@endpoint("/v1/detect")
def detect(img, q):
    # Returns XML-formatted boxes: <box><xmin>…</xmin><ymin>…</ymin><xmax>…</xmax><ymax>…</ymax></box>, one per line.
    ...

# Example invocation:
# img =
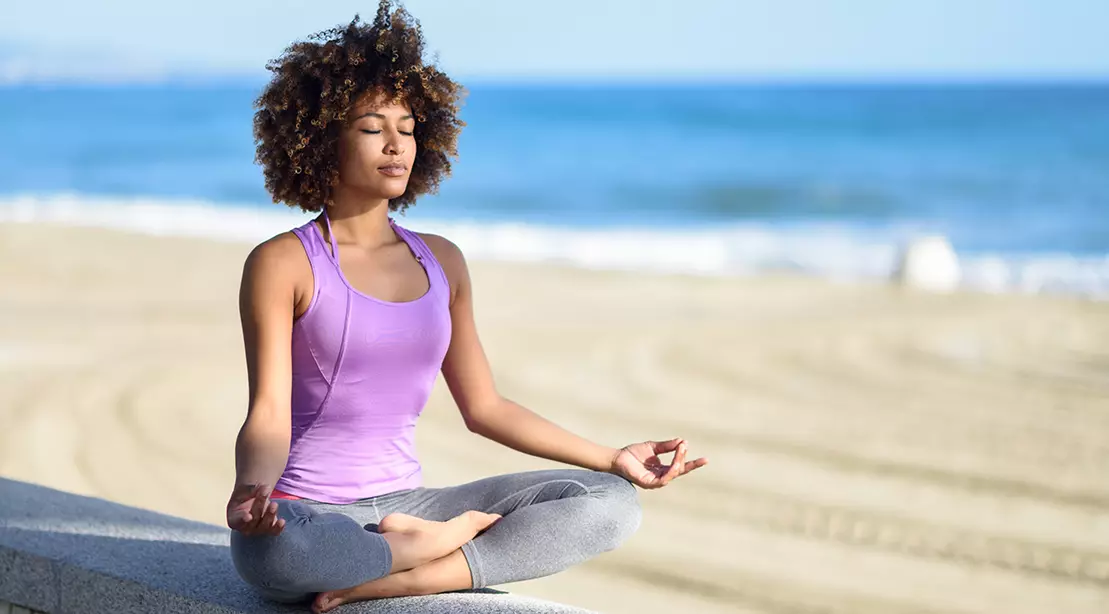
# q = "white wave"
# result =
<box><xmin>960</xmin><ymin>253</ymin><xmax>1109</xmax><ymax>299</ymax></box>
<box><xmin>0</xmin><ymin>193</ymin><xmax>311</xmax><ymax>241</ymax></box>
<box><xmin>2</xmin><ymin>193</ymin><xmax>1106</xmax><ymax>300</ymax></box>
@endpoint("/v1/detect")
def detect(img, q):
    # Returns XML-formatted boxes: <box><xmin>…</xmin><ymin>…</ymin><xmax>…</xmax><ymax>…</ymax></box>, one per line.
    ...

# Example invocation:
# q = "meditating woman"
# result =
<box><xmin>226</xmin><ymin>3</ymin><xmax>707</xmax><ymax>612</ymax></box>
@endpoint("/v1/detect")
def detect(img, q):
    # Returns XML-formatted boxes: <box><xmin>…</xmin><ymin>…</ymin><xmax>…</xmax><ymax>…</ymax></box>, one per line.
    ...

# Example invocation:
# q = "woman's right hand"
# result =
<box><xmin>226</xmin><ymin>483</ymin><xmax>285</xmax><ymax>536</ymax></box>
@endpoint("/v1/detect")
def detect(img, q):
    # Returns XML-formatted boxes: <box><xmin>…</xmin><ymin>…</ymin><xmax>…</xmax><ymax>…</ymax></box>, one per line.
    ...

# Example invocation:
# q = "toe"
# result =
<box><xmin>312</xmin><ymin>591</ymin><xmax>339</xmax><ymax>613</ymax></box>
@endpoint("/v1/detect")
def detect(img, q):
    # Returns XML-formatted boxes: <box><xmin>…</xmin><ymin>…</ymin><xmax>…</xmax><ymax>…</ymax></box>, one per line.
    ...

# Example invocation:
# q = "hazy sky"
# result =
<box><xmin>3</xmin><ymin>0</ymin><xmax>1108</xmax><ymax>81</ymax></box>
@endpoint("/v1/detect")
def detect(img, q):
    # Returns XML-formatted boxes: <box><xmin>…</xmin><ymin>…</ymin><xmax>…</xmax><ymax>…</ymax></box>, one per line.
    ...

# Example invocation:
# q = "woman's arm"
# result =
<box><xmin>426</xmin><ymin>235</ymin><xmax>620</xmax><ymax>473</ymax></box>
<box><xmin>227</xmin><ymin>235</ymin><xmax>301</xmax><ymax>535</ymax></box>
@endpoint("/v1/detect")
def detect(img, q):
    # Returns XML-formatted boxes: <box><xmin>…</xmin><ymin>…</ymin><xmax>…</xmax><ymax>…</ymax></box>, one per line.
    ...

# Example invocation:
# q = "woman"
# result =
<box><xmin>227</xmin><ymin>3</ymin><xmax>707</xmax><ymax>612</ymax></box>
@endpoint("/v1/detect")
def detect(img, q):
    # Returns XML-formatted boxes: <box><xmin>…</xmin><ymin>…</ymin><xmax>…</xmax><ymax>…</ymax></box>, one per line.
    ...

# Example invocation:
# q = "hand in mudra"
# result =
<box><xmin>610</xmin><ymin>438</ymin><xmax>708</xmax><ymax>489</ymax></box>
<box><xmin>227</xmin><ymin>483</ymin><xmax>286</xmax><ymax>536</ymax></box>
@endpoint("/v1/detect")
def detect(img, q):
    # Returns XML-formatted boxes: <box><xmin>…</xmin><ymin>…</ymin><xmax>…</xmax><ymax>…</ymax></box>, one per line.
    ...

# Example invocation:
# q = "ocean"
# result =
<box><xmin>1</xmin><ymin>81</ymin><xmax>1107</xmax><ymax>297</ymax></box>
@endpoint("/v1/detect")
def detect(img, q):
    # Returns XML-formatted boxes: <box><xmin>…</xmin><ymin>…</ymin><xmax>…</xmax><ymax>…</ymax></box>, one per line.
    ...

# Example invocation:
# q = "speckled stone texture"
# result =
<box><xmin>0</xmin><ymin>478</ymin><xmax>594</xmax><ymax>613</ymax></box>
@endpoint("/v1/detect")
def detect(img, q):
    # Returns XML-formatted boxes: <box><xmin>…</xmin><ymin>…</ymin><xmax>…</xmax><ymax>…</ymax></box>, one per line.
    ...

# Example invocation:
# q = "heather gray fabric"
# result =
<box><xmin>230</xmin><ymin>469</ymin><xmax>641</xmax><ymax>604</ymax></box>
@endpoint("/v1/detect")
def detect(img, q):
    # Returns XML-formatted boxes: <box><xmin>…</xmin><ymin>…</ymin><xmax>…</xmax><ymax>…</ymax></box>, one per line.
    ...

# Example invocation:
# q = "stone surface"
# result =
<box><xmin>0</xmin><ymin>549</ymin><xmax>55</xmax><ymax>613</ymax></box>
<box><xmin>6</xmin><ymin>603</ymin><xmax>46</xmax><ymax>614</ymax></box>
<box><xmin>0</xmin><ymin>478</ymin><xmax>593</xmax><ymax>613</ymax></box>
<box><xmin>2</xmin><ymin>600</ymin><xmax>46</xmax><ymax>614</ymax></box>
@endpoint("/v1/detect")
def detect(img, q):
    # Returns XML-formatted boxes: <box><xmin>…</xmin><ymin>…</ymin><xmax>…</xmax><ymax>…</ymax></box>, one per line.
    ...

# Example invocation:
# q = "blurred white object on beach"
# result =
<box><xmin>894</xmin><ymin>235</ymin><xmax>961</xmax><ymax>293</ymax></box>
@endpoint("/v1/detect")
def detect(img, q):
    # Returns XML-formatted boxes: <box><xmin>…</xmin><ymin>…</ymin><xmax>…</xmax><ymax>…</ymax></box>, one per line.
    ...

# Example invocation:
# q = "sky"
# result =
<box><xmin>2</xmin><ymin>0</ymin><xmax>1108</xmax><ymax>82</ymax></box>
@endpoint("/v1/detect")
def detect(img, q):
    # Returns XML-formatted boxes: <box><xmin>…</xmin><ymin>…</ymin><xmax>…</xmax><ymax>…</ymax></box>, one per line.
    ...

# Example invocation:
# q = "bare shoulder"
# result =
<box><xmin>418</xmin><ymin>232</ymin><xmax>467</xmax><ymax>275</ymax></box>
<box><xmin>417</xmin><ymin>232</ymin><xmax>469</xmax><ymax>298</ymax></box>
<box><xmin>241</xmin><ymin>231</ymin><xmax>312</xmax><ymax>312</ymax></box>
<box><xmin>244</xmin><ymin>231</ymin><xmax>306</xmax><ymax>278</ymax></box>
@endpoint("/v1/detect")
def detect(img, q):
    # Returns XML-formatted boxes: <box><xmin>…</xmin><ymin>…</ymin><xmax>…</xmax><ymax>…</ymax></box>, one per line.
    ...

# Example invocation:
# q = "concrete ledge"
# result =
<box><xmin>1</xmin><ymin>600</ymin><xmax>47</xmax><ymax>614</ymax></box>
<box><xmin>0</xmin><ymin>478</ymin><xmax>593</xmax><ymax>613</ymax></box>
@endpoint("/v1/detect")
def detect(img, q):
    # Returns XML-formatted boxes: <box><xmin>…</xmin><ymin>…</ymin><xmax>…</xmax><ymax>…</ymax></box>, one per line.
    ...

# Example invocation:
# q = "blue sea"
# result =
<box><xmin>1</xmin><ymin>81</ymin><xmax>1107</xmax><ymax>297</ymax></box>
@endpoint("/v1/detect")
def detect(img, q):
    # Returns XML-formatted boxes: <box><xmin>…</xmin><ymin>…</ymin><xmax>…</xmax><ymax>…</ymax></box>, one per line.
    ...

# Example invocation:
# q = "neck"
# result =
<box><xmin>325</xmin><ymin>188</ymin><xmax>395</xmax><ymax>249</ymax></box>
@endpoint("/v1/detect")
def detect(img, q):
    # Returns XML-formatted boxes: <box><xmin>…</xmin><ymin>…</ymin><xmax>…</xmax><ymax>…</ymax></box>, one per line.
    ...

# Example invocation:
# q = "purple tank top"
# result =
<box><xmin>274</xmin><ymin>211</ymin><xmax>452</xmax><ymax>504</ymax></box>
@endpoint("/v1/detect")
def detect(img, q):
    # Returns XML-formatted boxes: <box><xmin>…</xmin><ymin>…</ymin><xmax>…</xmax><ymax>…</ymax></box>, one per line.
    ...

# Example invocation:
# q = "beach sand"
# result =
<box><xmin>1</xmin><ymin>223</ymin><xmax>1107</xmax><ymax>614</ymax></box>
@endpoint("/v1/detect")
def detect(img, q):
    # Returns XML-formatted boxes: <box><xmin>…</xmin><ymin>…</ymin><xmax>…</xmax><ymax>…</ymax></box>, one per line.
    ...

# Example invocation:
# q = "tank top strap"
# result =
<box><xmin>321</xmin><ymin>207</ymin><xmax>340</xmax><ymax>262</ymax></box>
<box><xmin>290</xmin><ymin>215</ymin><xmax>339</xmax><ymax>305</ymax></box>
<box><xmin>291</xmin><ymin>217</ymin><xmax>328</xmax><ymax>262</ymax></box>
<box><xmin>389</xmin><ymin>218</ymin><xmax>450</xmax><ymax>292</ymax></box>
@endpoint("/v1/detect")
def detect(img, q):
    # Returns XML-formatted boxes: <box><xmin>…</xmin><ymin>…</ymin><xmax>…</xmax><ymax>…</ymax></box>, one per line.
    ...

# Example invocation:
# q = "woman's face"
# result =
<box><xmin>336</xmin><ymin>93</ymin><xmax>417</xmax><ymax>200</ymax></box>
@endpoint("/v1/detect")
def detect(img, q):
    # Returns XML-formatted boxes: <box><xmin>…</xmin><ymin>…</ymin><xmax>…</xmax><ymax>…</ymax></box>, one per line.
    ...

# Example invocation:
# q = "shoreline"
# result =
<box><xmin>3</xmin><ymin>195</ymin><xmax>1107</xmax><ymax>301</ymax></box>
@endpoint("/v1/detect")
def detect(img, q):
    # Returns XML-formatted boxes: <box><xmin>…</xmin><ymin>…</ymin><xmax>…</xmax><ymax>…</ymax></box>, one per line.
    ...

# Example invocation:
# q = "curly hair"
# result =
<box><xmin>253</xmin><ymin>0</ymin><xmax>465</xmax><ymax>213</ymax></box>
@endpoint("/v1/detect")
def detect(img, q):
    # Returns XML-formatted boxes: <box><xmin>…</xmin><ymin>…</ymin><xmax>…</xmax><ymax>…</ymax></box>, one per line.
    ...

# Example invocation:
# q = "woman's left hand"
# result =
<box><xmin>609</xmin><ymin>438</ymin><xmax>708</xmax><ymax>489</ymax></box>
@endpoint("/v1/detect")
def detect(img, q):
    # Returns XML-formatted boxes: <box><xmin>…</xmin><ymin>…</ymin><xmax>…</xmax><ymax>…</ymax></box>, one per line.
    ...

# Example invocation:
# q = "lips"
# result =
<box><xmin>378</xmin><ymin>163</ymin><xmax>407</xmax><ymax>177</ymax></box>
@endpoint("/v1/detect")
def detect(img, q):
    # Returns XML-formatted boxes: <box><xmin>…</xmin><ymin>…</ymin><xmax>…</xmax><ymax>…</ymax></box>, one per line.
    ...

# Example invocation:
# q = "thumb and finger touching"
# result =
<box><xmin>650</xmin><ymin>438</ymin><xmax>682</xmax><ymax>455</ymax></box>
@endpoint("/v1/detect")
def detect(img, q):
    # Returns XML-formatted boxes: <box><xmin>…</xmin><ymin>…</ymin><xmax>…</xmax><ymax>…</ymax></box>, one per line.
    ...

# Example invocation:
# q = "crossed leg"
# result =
<box><xmin>312</xmin><ymin>469</ymin><xmax>641</xmax><ymax>612</ymax></box>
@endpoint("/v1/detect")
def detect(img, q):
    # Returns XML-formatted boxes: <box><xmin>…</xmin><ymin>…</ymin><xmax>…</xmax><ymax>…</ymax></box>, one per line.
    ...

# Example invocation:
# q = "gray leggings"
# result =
<box><xmin>229</xmin><ymin>469</ymin><xmax>641</xmax><ymax>603</ymax></box>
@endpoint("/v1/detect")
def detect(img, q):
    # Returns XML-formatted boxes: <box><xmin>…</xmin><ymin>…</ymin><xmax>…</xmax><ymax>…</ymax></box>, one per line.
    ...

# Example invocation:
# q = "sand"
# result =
<box><xmin>0</xmin><ymin>222</ymin><xmax>1107</xmax><ymax>614</ymax></box>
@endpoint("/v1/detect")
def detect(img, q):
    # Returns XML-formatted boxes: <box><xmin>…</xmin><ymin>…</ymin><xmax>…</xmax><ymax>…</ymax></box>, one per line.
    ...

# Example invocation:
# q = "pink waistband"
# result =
<box><xmin>269</xmin><ymin>488</ymin><xmax>303</xmax><ymax>501</ymax></box>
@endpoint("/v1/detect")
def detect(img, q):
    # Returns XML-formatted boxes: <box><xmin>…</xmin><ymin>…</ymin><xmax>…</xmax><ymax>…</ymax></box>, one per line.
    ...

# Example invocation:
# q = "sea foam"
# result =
<box><xmin>2</xmin><ymin>193</ymin><xmax>1106</xmax><ymax>300</ymax></box>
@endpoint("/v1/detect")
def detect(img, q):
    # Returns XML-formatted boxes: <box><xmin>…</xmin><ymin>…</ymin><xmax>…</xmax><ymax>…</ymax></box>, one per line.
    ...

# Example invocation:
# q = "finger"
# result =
<box><xmin>661</xmin><ymin>443</ymin><xmax>687</xmax><ymax>485</ymax></box>
<box><xmin>248</xmin><ymin>488</ymin><xmax>269</xmax><ymax>528</ymax></box>
<box><xmin>248</xmin><ymin>493</ymin><xmax>264</xmax><ymax>522</ymax></box>
<box><xmin>682</xmin><ymin>457</ymin><xmax>708</xmax><ymax>474</ymax></box>
<box><xmin>243</xmin><ymin>506</ymin><xmax>274</xmax><ymax>537</ymax></box>
<box><xmin>259</xmin><ymin>501</ymin><xmax>279</xmax><ymax>532</ymax></box>
<box><xmin>228</xmin><ymin>511</ymin><xmax>252</xmax><ymax>531</ymax></box>
<box><xmin>650</xmin><ymin>438</ymin><xmax>682</xmax><ymax>454</ymax></box>
<box><xmin>239</xmin><ymin>510</ymin><xmax>264</xmax><ymax>535</ymax></box>
<box><xmin>263</xmin><ymin>510</ymin><xmax>284</xmax><ymax>536</ymax></box>
<box><xmin>237</xmin><ymin>509</ymin><xmax>259</xmax><ymax>533</ymax></box>
<box><xmin>257</xmin><ymin>498</ymin><xmax>279</xmax><ymax>531</ymax></box>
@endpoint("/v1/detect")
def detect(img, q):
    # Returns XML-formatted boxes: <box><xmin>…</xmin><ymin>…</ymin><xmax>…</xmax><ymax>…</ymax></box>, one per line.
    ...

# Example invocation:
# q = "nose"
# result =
<box><xmin>383</xmin><ymin>131</ymin><xmax>404</xmax><ymax>156</ymax></box>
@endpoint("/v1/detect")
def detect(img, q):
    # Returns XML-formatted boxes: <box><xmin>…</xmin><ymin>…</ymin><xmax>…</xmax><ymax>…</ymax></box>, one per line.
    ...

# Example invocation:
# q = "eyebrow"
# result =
<box><xmin>354</xmin><ymin>112</ymin><xmax>414</xmax><ymax>121</ymax></box>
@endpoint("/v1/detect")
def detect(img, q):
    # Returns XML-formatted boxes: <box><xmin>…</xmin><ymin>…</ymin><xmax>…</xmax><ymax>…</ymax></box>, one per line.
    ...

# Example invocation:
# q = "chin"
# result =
<box><xmin>367</xmin><ymin>180</ymin><xmax>409</xmax><ymax>200</ymax></box>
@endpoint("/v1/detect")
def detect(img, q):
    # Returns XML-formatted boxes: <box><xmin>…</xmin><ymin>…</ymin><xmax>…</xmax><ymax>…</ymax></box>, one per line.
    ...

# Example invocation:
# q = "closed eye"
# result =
<box><xmin>360</xmin><ymin>129</ymin><xmax>414</xmax><ymax>136</ymax></box>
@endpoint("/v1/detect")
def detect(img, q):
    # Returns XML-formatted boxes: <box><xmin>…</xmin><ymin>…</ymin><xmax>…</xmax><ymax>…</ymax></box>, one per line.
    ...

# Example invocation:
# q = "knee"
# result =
<box><xmin>230</xmin><ymin>530</ymin><xmax>299</xmax><ymax>592</ymax></box>
<box><xmin>229</xmin><ymin>502</ymin><xmax>312</xmax><ymax>593</ymax></box>
<box><xmin>587</xmin><ymin>473</ymin><xmax>642</xmax><ymax>551</ymax></box>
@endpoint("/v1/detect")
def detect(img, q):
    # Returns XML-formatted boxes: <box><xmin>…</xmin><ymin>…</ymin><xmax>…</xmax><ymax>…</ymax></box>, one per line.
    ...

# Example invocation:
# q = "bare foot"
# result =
<box><xmin>376</xmin><ymin>512</ymin><xmax>423</xmax><ymax>533</ymax></box>
<box><xmin>311</xmin><ymin>511</ymin><xmax>500</xmax><ymax>612</ymax></box>
<box><xmin>377</xmin><ymin>511</ymin><xmax>500</xmax><ymax>536</ymax></box>
<box><xmin>312</xmin><ymin>591</ymin><xmax>346</xmax><ymax>613</ymax></box>
<box><xmin>380</xmin><ymin>510</ymin><xmax>500</xmax><ymax>567</ymax></box>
